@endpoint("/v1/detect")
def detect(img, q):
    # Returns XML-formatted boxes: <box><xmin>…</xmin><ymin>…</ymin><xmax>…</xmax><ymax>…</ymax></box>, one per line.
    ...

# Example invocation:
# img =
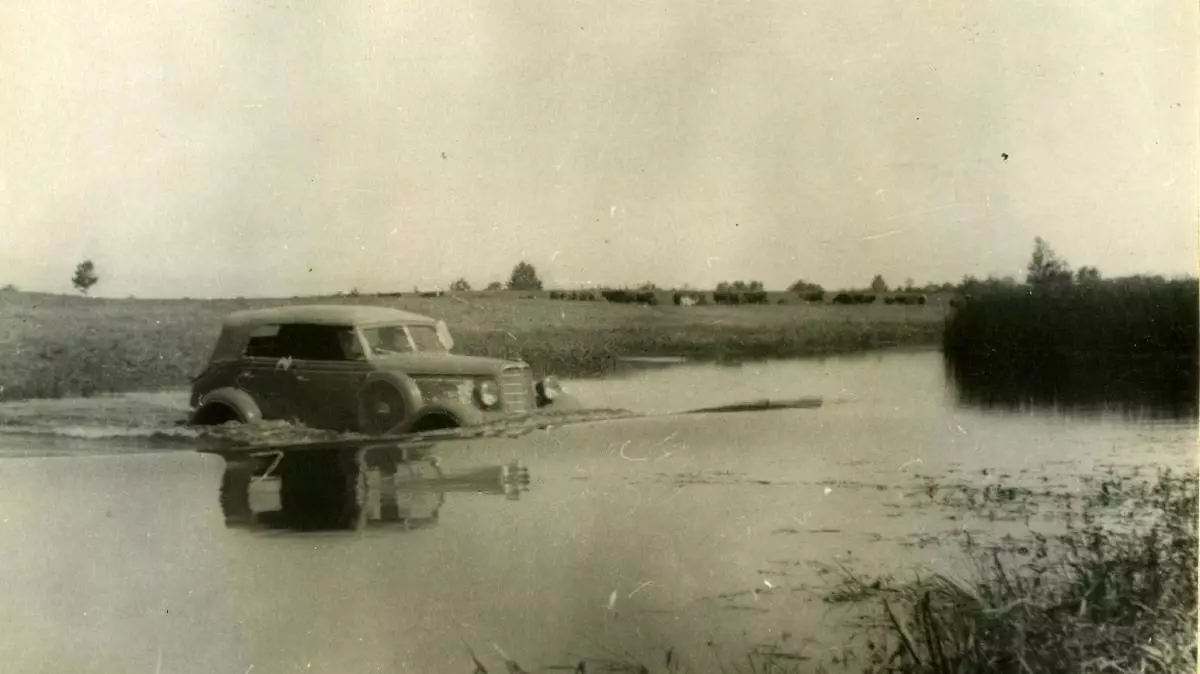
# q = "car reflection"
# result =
<box><xmin>204</xmin><ymin>441</ymin><xmax>530</xmax><ymax>532</ymax></box>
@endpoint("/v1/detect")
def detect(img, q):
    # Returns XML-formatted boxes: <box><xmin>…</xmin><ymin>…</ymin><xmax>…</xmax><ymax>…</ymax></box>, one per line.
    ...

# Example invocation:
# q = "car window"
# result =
<box><xmin>360</xmin><ymin>325</ymin><xmax>414</xmax><ymax>356</ymax></box>
<box><xmin>276</xmin><ymin>324</ymin><xmax>360</xmax><ymax>361</ymax></box>
<box><xmin>407</xmin><ymin>325</ymin><xmax>445</xmax><ymax>352</ymax></box>
<box><xmin>244</xmin><ymin>324</ymin><xmax>282</xmax><ymax>358</ymax></box>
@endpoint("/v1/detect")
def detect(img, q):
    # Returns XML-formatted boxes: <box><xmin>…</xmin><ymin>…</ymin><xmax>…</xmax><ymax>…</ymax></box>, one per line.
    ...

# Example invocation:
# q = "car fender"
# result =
<box><xmin>410</xmin><ymin>400</ymin><xmax>485</xmax><ymax>431</ymax></box>
<box><xmin>191</xmin><ymin>387</ymin><xmax>263</xmax><ymax>424</ymax></box>
<box><xmin>356</xmin><ymin>371</ymin><xmax>424</xmax><ymax>434</ymax></box>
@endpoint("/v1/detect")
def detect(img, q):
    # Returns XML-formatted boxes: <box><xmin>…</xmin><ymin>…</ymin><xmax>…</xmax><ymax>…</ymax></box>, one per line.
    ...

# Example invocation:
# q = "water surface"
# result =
<box><xmin>0</xmin><ymin>350</ymin><xmax>1193</xmax><ymax>673</ymax></box>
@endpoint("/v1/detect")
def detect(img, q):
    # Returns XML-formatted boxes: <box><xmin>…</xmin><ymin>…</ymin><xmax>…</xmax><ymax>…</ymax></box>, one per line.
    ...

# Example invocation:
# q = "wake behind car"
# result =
<box><xmin>189</xmin><ymin>305</ymin><xmax>577</xmax><ymax>434</ymax></box>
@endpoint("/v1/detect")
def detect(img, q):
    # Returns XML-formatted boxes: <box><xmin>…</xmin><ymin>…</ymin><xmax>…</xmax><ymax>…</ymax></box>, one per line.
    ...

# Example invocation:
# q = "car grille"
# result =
<box><xmin>500</xmin><ymin>366</ymin><xmax>534</xmax><ymax>414</ymax></box>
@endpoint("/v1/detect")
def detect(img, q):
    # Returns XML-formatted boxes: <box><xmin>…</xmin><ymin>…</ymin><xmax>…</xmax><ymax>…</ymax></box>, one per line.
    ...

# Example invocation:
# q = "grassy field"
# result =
<box><xmin>0</xmin><ymin>290</ymin><xmax>948</xmax><ymax>401</ymax></box>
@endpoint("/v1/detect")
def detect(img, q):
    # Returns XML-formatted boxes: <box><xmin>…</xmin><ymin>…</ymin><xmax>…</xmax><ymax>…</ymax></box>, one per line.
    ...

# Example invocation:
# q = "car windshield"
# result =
<box><xmin>406</xmin><ymin>325</ymin><xmax>445</xmax><ymax>352</ymax></box>
<box><xmin>360</xmin><ymin>324</ymin><xmax>445</xmax><ymax>356</ymax></box>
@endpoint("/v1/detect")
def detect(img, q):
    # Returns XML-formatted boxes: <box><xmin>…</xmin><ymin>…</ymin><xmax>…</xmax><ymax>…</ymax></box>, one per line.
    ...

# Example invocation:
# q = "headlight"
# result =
<box><xmin>537</xmin><ymin>376</ymin><xmax>563</xmax><ymax>404</ymax></box>
<box><xmin>476</xmin><ymin>380</ymin><xmax>500</xmax><ymax>409</ymax></box>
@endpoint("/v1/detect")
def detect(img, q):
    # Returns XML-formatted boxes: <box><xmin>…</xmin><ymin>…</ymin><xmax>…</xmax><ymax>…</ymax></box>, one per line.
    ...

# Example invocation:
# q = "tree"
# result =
<box><xmin>1075</xmin><ymin>266</ymin><xmax>1102</xmax><ymax>284</ymax></box>
<box><xmin>72</xmin><ymin>260</ymin><xmax>99</xmax><ymax>295</ymax></box>
<box><xmin>506</xmin><ymin>261</ymin><xmax>543</xmax><ymax>291</ymax></box>
<box><xmin>748</xmin><ymin>280</ymin><xmax>764</xmax><ymax>292</ymax></box>
<box><xmin>485</xmin><ymin>281</ymin><xmax>504</xmax><ymax>291</ymax></box>
<box><xmin>450</xmin><ymin>278</ymin><xmax>472</xmax><ymax>292</ymax></box>
<box><xmin>788</xmin><ymin>279</ymin><xmax>824</xmax><ymax>293</ymax></box>
<box><xmin>869</xmin><ymin>275</ymin><xmax>888</xmax><ymax>293</ymax></box>
<box><xmin>1026</xmin><ymin>237</ymin><xmax>1073</xmax><ymax>287</ymax></box>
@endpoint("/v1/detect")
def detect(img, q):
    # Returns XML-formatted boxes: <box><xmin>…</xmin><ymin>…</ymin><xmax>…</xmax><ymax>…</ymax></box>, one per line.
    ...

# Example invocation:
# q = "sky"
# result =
<box><xmin>1</xmin><ymin>0</ymin><xmax>1196</xmax><ymax>298</ymax></box>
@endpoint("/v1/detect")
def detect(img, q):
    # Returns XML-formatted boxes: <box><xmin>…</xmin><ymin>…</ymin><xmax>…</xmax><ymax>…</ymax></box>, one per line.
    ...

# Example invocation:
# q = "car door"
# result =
<box><xmin>275</xmin><ymin>323</ymin><xmax>370</xmax><ymax>430</ymax></box>
<box><xmin>234</xmin><ymin>323</ymin><xmax>290</xmax><ymax>419</ymax></box>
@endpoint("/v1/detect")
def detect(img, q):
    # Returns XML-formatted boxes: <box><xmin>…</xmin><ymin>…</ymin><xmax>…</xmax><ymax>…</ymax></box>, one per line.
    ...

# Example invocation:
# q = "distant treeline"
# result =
<box><xmin>323</xmin><ymin>286</ymin><xmax>939</xmax><ymax>308</ymax></box>
<box><xmin>545</xmin><ymin>288</ymin><xmax>934</xmax><ymax>307</ymax></box>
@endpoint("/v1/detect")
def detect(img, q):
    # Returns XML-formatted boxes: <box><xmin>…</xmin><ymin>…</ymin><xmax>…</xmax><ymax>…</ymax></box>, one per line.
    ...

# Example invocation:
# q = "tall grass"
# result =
<box><xmin>841</xmin><ymin>469</ymin><xmax>1198</xmax><ymax>674</ymax></box>
<box><xmin>943</xmin><ymin>279</ymin><xmax>1199</xmax><ymax>415</ymax></box>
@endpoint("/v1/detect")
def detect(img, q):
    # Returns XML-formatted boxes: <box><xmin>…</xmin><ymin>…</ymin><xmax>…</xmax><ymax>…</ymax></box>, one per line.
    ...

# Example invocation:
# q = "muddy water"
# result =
<box><xmin>0</xmin><ymin>350</ymin><xmax>1194</xmax><ymax>673</ymax></box>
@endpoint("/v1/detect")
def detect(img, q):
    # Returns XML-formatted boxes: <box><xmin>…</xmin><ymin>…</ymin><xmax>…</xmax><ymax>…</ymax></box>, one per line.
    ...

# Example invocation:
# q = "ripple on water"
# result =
<box><xmin>0</xmin><ymin>388</ymin><xmax>646</xmax><ymax>454</ymax></box>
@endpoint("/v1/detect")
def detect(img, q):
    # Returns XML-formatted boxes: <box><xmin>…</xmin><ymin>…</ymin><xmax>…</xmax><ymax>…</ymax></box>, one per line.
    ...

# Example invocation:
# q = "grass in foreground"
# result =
<box><xmin>834</xmin><ymin>468</ymin><xmax>1198</xmax><ymax>674</ymax></box>
<box><xmin>0</xmin><ymin>291</ymin><xmax>945</xmax><ymax>400</ymax></box>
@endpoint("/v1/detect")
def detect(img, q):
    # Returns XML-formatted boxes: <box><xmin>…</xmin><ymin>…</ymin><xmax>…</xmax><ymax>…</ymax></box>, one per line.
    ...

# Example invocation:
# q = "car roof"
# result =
<box><xmin>221</xmin><ymin>304</ymin><xmax>437</xmax><ymax>328</ymax></box>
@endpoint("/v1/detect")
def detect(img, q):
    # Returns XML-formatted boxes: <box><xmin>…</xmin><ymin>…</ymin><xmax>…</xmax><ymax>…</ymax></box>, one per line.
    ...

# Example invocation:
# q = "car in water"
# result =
<box><xmin>188</xmin><ymin>304</ymin><xmax>577</xmax><ymax>434</ymax></box>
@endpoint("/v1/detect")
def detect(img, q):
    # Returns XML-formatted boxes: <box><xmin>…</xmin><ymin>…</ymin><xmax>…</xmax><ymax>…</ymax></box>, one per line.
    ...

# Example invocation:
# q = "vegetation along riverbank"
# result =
<box><xmin>836</xmin><ymin>467</ymin><xmax>1198</xmax><ymax>674</ymax></box>
<box><xmin>943</xmin><ymin>276</ymin><xmax>1199</xmax><ymax>416</ymax></box>
<box><xmin>0</xmin><ymin>289</ymin><xmax>946</xmax><ymax>401</ymax></box>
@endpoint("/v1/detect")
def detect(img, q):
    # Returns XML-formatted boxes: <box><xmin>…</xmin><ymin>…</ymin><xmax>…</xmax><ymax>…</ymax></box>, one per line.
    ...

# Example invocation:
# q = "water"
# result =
<box><xmin>0</xmin><ymin>349</ymin><xmax>1193</xmax><ymax>673</ymax></box>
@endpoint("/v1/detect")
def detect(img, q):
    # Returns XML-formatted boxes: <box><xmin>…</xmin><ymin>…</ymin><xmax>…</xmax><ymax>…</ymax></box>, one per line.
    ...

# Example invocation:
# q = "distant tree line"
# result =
<box><xmin>338</xmin><ymin>239</ymin><xmax>1180</xmax><ymax>306</ymax></box>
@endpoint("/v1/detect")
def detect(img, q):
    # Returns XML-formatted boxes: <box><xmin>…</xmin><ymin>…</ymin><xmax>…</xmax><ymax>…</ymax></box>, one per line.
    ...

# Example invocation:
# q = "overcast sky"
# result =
<box><xmin>2</xmin><ymin>0</ymin><xmax>1195</xmax><ymax>298</ymax></box>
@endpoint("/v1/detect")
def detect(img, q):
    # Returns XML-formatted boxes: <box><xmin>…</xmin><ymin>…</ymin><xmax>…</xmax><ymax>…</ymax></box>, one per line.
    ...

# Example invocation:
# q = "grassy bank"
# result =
<box><xmin>839</xmin><ymin>468</ymin><xmax>1197</xmax><ymax>674</ymax></box>
<box><xmin>943</xmin><ymin>279</ymin><xmax>1199</xmax><ymax>414</ymax></box>
<box><xmin>0</xmin><ymin>291</ymin><xmax>945</xmax><ymax>401</ymax></box>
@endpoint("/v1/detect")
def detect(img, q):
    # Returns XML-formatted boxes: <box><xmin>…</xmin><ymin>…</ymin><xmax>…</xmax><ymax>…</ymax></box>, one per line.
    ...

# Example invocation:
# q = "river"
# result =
<box><xmin>0</xmin><ymin>349</ymin><xmax>1193</xmax><ymax>673</ymax></box>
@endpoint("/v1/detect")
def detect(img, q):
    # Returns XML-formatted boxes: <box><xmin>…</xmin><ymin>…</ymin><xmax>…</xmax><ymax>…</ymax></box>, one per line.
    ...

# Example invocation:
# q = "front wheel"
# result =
<box><xmin>357</xmin><ymin>381</ymin><xmax>418</xmax><ymax>435</ymax></box>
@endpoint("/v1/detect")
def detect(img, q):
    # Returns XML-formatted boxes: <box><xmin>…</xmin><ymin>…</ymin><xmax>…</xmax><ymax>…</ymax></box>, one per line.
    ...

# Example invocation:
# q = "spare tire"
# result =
<box><xmin>356</xmin><ymin>373</ymin><xmax>422</xmax><ymax>435</ymax></box>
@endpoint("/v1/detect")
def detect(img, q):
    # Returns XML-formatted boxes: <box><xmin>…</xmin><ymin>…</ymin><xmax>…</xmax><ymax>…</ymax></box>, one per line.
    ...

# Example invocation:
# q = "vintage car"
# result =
<box><xmin>188</xmin><ymin>305</ymin><xmax>578</xmax><ymax>434</ymax></box>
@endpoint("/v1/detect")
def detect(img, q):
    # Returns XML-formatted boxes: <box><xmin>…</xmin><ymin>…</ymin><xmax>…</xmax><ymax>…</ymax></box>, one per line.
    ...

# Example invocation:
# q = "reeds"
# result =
<box><xmin>846</xmin><ymin>469</ymin><xmax>1198</xmax><ymax>674</ymax></box>
<box><xmin>942</xmin><ymin>278</ymin><xmax>1199</xmax><ymax>416</ymax></box>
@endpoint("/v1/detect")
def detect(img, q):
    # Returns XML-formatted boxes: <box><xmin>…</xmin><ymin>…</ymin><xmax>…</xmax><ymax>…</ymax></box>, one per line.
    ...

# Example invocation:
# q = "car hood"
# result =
<box><xmin>370</xmin><ymin>352</ymin><xmax>524</xmax><ymax>377</ymax></box>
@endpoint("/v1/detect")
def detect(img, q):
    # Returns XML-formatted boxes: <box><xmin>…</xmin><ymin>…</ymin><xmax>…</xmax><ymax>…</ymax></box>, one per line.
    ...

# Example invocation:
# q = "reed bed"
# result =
<box><xmin>833</xmin><ymin>468</ymin><xmax>1198</xmax><ymax>674</ymax></box>
<box><xmin>942</xmin><ymin>279</ymin><xmax>1199</xmax><ymax>415</ymax></box>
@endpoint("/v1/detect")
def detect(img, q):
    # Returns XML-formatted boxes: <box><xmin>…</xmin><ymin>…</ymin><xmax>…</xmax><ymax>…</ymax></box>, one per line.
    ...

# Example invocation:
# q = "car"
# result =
<box><xmin>188</xmin><ymin>304</ymin><xmax>579</xmax><ymax>434</ymax></box>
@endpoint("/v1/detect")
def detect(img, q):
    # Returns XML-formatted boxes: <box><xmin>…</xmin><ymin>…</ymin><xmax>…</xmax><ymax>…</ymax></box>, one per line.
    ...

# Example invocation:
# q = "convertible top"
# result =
<box><xmin>221</xmin><ymin>304</ymin><xmax>437</xmax><ymax>329</ymax></box>
<box><xmin>205</xmin><ymin>304</ymin><xmax>438</xmax><ymax>364</ymax></box>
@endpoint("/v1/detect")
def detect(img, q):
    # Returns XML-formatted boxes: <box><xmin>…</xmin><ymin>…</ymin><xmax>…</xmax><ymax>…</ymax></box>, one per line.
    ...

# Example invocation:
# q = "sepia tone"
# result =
<box><xmin>0</xmin><ymin>2</ymin><xmax>1196</xmax><ymax>673</ymax></box>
